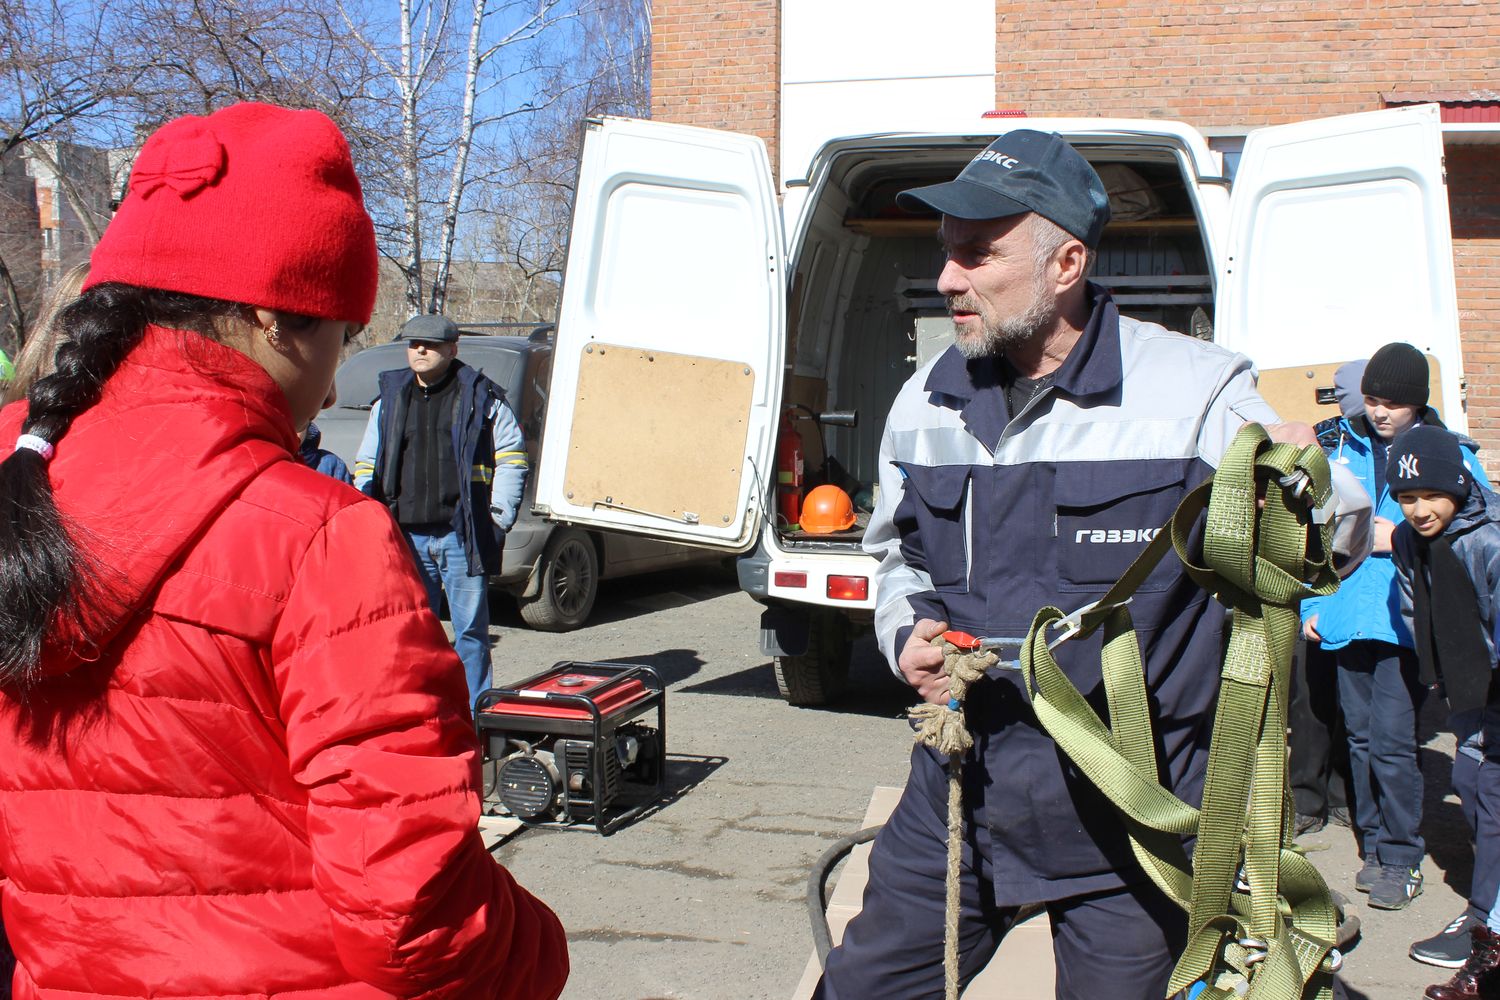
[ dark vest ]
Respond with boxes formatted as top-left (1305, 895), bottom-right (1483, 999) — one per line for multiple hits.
top-left (372, 361), bottom-right (506, 576)
top-left (394, 365), bottom-right (462, 528)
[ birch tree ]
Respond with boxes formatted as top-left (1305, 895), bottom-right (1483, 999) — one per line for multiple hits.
top-left (339, 0), bottom-right (573, 318)
top-left (484, 0), bottom-right (648, 286)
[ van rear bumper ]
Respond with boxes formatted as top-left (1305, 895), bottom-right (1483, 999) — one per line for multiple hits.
top-left (735, 535), bottom-right (878, 610)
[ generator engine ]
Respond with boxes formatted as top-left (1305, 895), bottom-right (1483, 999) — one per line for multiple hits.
top-left (476, 662), bottom-right (665, 835)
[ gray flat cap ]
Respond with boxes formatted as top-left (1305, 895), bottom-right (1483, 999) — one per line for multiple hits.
top-left (398, 314), bottom-right (460, 342)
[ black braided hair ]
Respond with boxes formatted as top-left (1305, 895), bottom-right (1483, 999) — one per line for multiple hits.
top-left (0, 283), bottom-right (239, 685)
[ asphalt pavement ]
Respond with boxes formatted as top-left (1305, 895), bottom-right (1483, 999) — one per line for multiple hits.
top-left (478, 565), bottom-right (1470, 999)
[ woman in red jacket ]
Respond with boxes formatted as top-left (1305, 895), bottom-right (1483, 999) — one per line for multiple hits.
top-left (0, 103), bottom-right (567, 999)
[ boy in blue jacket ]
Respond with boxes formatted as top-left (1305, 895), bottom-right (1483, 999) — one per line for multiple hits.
top-left (1302, 342), bottom-right (1491, 910)
top-left (1389, 426), bottom-right (1500, 999)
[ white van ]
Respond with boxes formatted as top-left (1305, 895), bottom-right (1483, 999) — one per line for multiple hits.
top-left (532, 104), bottom-right (1462, 705)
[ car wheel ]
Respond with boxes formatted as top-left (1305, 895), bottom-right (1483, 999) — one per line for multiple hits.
top-left (519, 528), bottom-right (599, 631)
top-left (773, 608), bottom-right (852, 706)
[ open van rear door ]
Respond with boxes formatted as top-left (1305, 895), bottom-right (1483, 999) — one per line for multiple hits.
top-left (1215, 104), bottom-right (1463, 430)
top-left (533, 117), bottom-right (785, 551)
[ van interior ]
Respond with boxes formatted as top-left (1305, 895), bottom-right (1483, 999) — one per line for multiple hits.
top-left (778, 138), bottom-right (1214, 550)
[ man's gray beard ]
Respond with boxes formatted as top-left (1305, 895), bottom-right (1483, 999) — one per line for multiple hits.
top-left (951, 281), bottom-right (1058, 361)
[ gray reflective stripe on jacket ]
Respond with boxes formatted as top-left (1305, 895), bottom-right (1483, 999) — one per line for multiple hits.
top-left (860, 286), bottom-right (1371, 903)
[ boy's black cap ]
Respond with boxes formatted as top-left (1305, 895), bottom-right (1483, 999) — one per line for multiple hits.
top-left (1362, 342), bottom-right (1429, 407)
top-left (897, 130), bottom-right (1112, 248)
top-left (397, 314), bottom-right (460, 343)
top-left (1386, 425), bottom-right (1469, 500)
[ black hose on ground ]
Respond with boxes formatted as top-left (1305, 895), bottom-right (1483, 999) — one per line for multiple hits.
top-left (807, 825), bottom-right (883, 967)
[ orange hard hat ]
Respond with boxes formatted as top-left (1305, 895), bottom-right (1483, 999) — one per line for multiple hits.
top-left (800, 484), bottom-right (856, 533)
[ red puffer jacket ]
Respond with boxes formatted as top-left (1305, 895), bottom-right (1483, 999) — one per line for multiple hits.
top-left (0, 327), bottom-right (568, 998)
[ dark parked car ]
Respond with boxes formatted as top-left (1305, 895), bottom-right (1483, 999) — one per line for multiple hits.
top-left (319, 327), bottom-right (713, 631)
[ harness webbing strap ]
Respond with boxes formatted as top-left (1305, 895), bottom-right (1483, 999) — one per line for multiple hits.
top-left (1019, 425), bottom-right (1342, 999)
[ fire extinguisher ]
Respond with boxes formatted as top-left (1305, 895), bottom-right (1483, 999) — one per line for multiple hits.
top-left (776, 409), bottom-right (805, 527)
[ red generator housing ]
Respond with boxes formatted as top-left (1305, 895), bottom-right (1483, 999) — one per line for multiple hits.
top-left (475, 662), bottom-right (665, 835)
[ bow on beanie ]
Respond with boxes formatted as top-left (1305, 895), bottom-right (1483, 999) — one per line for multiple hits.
top-left (86, 103), bottom-right (379, 325)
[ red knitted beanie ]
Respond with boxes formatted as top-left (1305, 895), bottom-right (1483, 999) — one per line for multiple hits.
top-left (86, 102), bottom-right (379, 325)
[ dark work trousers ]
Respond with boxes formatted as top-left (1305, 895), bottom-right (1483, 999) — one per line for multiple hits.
top-left (1290, 639), bottom-right (1352, 820)
top-left (1451, 709), bottom-right (1500, 925)
top-left (814, 749), bottom-right (1186, 1000)
top-left (1336, 640), bottom-right (1426, 868)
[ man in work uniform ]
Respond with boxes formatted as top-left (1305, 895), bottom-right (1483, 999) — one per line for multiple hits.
top-left (354, 314), bottom-right (528, 708)
top-left (815, 131), bottom-right (1370, 998)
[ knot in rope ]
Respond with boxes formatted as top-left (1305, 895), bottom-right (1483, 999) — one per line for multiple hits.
top-left (910, 639), bottom-right (997, 756)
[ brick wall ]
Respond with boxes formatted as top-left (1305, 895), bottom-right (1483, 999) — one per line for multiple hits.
top-left (650, 0), bottom-right (780, 178)
top-left (1450, 146), bottom-right (1500, 472)
top-left (993, 1), bottom-right (1499, 126)
top-left (991, 3), bottom-right (1500, 463)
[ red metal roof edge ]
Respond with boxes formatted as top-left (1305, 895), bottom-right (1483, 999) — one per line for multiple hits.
top-left (1383, 90), bottom-right (1500, 105)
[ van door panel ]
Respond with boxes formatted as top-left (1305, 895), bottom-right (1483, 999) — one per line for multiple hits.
top-left (536, 117), bottom-right (785, 551)
top-left (1215, 104), bottom-right (1463, 429)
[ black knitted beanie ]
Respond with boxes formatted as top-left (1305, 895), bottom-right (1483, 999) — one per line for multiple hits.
top-left (1361, 342), bottom-right (1429, 407)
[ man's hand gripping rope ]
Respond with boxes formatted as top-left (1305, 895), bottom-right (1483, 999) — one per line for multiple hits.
top-left (905, 630), bottom-right (997, 1000)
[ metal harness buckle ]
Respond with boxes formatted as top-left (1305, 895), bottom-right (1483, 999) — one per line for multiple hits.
top-left (1046, 598), bottom-right (1133, 651)
top-left (1236, 936), bottom-right (1268, 967)
top-left (1277, 469), bottom-right (1311, 503)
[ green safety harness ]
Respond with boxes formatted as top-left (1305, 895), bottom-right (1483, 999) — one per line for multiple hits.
top-left (916, 423), bottom-right (1344, 1000)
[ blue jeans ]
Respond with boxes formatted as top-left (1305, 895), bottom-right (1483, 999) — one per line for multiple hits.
top-left (405, 529), bottom-right (492, 709)
top-left (1336, 639), bottom-right (1425, 868)
top-left (1450, 708), bottom-right (1500, 931)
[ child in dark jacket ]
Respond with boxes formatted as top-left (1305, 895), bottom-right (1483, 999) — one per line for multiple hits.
top-left (1389, 425), bottom-right (1500, 1000)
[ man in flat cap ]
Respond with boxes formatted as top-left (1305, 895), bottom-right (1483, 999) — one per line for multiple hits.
top-left (354, 314), bottom-right (528, 710)
top-left (816, 130), bottom-right (1370, 998)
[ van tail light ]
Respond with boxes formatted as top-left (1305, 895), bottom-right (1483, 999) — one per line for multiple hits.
top-left (826, 576), bottom-right (869, 601)
top-left (774, 571), bottom-right (808, 589)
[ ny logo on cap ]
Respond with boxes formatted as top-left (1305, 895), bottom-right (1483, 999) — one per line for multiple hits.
top-left (1398, 454), bottom-right (1419, 479)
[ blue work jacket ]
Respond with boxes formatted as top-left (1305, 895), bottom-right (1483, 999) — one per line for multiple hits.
top-left (865, 286), bottom-right (1285, 904)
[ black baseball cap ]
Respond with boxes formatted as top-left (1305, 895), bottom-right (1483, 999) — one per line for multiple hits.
top-left (397, 314), bottom-right (460, 343)
top-left (897, 130), bottom-right (1111, 248)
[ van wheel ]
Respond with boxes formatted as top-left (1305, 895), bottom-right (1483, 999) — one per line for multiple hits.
top-left (773, 609), bottom-right (852, 706)
top-left (519, 528), bottom-right (599, 631)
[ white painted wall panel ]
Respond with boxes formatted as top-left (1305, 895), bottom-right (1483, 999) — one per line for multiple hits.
top-left (782, 0), bottom-right (994, 84)
top-left (780, 0), bottom-right (996, 185)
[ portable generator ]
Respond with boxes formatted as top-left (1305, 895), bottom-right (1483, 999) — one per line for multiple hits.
top-left (475, 662), bottom-right (665, 835)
